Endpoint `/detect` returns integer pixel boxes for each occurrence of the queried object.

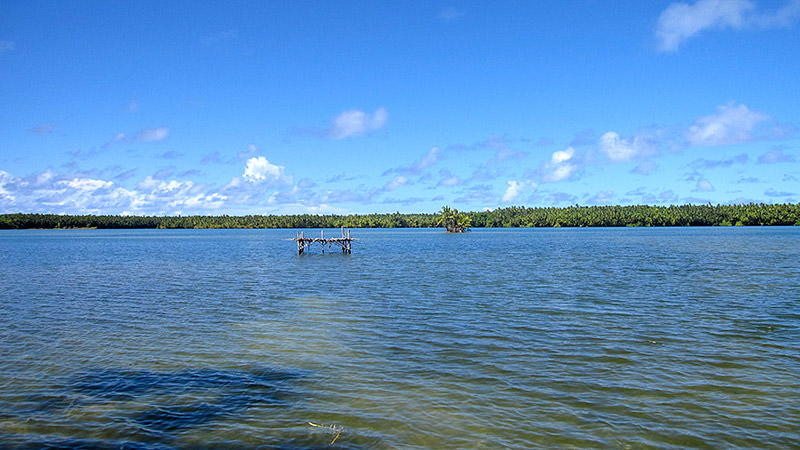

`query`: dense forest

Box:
[1,203,799,229]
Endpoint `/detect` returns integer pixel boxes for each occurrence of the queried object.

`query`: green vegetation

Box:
[437,206,471,233]
[1,203,799,229]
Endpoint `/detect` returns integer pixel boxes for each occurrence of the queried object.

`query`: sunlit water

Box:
[1,227,798,448]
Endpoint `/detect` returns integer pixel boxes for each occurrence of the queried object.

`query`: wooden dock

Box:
[289,228,356,255]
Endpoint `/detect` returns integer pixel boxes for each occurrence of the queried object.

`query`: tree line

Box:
[1,203,799,229]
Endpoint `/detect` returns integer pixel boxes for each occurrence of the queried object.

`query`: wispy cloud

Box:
[328,108,387,139]
[160,151,183,160]
[30,123,54,135]
[632,160,658,175]
[137,127,170,142]
[694,178,715,192]
[383,147,440,176]
[436,169,464,187]
[686,102,768,146]
[586,190,614,205]
[384,175,408,191]
[570,129,596,147]
[115,127,171,143]
[757,147,795,163]
[439,7,466,21]
[656,0,800,51]
[764,188,796,198]
[689,153,749,169]
[656,0,753,51]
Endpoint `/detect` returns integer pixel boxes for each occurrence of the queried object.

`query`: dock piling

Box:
[289,228,356,255]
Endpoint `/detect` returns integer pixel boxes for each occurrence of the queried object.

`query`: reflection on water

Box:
[0,228,799,448]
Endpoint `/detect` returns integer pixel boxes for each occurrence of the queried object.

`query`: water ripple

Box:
[1,228,799,447]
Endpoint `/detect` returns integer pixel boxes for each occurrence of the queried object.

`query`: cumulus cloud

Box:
[695,178,715,192]
[757,148,795,164]
[540,147,579,183]
[502,180,536,203]
[0,171,17,204]
[686,103,768,146]
[656,0,800,51]
[0,165,328,215]
[437,169,464,187]
[384,176,408,191]
[599,131,655,162]
[242,156,288,183]
[329,107,387,139]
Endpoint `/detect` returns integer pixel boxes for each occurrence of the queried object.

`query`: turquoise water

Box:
[1,227,798,448]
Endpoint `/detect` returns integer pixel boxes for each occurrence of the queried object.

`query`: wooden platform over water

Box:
[289,228,356,254]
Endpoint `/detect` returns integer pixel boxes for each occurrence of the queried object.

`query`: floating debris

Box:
[308,421,343,445]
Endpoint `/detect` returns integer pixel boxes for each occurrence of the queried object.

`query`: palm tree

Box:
[437,206,471,233]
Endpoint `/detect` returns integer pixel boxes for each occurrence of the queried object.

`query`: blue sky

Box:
[1,0,799,215]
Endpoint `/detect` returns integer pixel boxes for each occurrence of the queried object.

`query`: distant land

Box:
[2,204,799,229]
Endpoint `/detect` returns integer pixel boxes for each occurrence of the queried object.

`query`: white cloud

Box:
[502,180,536,203]
[0,171,17,204]
[656,0,753,51]
[437,170,463,187]
[758,148,795,164]
[0,168,303,215]
[587,190,614,205]
[633,160,658,175]
[599,131,653,162]
[384,175,408,191]
[60,178,114,191]
[540,147,579,183]
[695,179,715,192]
[686,102,768,146]
[136,127,170,142]
[243,156,287,183]
[30,123,54,135]
[656,0,800,51]
[384,146,441,176]
[329,107,387,139]
[756,0,800,26]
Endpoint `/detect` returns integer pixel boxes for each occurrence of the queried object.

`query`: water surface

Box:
[1,228,798,448]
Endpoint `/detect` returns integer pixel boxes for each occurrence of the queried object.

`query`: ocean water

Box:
[0,227,798,448]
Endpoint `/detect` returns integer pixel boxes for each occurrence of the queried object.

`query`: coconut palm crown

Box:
[437,206,471,233]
